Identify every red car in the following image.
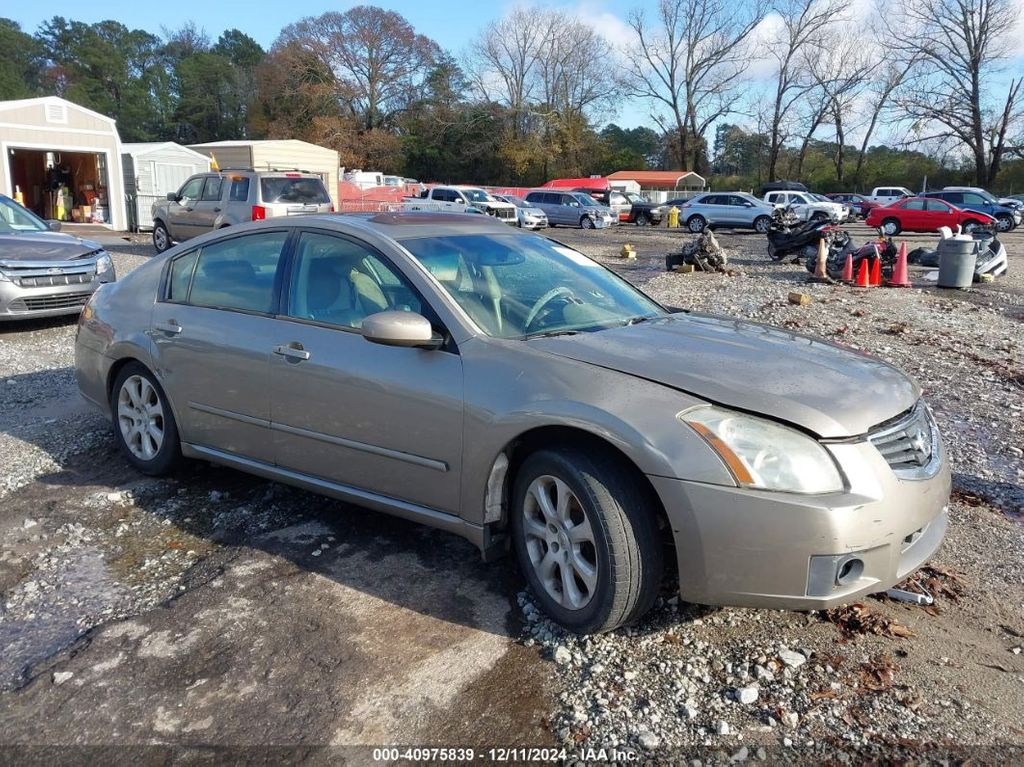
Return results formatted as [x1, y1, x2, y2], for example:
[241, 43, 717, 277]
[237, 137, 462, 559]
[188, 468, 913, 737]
[865, 197, 995, 235]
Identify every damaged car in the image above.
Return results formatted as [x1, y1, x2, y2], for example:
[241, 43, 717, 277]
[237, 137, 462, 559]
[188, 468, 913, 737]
[1, 193, 116, 321]
[76, 213, 950, 634]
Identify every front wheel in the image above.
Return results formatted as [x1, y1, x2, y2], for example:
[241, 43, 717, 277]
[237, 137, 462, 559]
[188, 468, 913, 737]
[962, 219, 981, 233]
[511, 447, 662, 634]
[635, 213, 651, 227]
[581, 216, 596, 229]
[994, 214, 1013, 232]
[152, 222, 172, 253]
[881, 218, 901, 236]
[687, 215, 706, 233]
[753, 215, 771, 234]
[111, 363, 181, 476]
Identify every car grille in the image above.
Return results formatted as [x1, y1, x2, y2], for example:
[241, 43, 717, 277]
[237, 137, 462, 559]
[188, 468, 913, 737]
[495, 208, 515, 220]
[868, 402, 936, 472]
[8, 292, 92, 312]
[16, 272, 93, 288]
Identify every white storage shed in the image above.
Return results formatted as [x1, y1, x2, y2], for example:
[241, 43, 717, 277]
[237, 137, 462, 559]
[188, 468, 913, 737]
[189, 139, 340, 208]
[0, 96, 127, 229]
[121, 142, 212, 231]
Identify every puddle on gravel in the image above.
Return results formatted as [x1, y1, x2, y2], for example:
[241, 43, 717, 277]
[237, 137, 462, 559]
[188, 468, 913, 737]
[0, 545, 131, 691]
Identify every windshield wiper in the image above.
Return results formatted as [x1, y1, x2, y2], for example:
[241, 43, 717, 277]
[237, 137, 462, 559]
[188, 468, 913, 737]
[524, 329, 583, 339]
[620, 315, 654, 326]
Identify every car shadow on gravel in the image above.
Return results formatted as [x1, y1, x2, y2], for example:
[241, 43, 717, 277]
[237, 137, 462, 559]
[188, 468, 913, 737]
[0, 315, 78, 337]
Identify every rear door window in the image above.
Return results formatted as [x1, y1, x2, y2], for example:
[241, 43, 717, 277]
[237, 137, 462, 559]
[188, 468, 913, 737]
[187, 231, 289, 314]
[201, 177, 224, 202]
[259, 177, 330, 204]
[903, 198, 927, 210]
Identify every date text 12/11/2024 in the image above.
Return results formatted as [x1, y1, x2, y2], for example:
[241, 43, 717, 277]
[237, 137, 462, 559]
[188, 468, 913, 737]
[371, 747, 641, 762]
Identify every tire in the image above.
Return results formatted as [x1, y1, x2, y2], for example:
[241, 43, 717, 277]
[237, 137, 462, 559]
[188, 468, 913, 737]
[810, 211, 829, 223]
[994, 214, 1012, 232]
[110, 363, 181, 476]
[962, 219, 981, 233]
[581, 216, 596, 230]
[753, 215, 771, 234]
[687, 215, 706, 233]
[511, 447, 662, 634]
[881, 218, 901, 236]
[152, 221, 172, 253]
[635, 213, 651, 227]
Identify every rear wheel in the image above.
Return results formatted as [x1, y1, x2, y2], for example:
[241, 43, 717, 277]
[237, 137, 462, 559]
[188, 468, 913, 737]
[511, 447, 662, 634]
[581, 216, 596, 229]
[152, 222, 172, 253]
[110, 363, 180, 476]
[881, 218, 901, 236]
[687, 215, 706, 233]
[753, 215, 771, 234]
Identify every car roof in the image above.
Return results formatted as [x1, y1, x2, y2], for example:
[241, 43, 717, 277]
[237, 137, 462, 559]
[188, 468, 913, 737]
[290, 211, 522, 240]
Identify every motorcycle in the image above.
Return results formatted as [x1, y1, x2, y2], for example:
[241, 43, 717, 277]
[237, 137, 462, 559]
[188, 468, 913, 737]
[766, 206, 848, 262]
[803, 236, 898, 279]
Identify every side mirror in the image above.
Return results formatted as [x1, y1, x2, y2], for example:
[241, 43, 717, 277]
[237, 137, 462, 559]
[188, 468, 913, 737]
[166, 192, 180, 202]
[362, 311, 442, 350]
[744, 201, 754, 207]
[47, 220, 63, 232]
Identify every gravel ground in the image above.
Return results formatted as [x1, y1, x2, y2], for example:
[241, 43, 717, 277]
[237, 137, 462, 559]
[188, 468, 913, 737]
[0, 223, 1021, 758]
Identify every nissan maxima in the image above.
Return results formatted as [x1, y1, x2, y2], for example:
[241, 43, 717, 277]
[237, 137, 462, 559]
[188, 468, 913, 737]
[75, 213, 949, 633]
[0, 193, 116, 321]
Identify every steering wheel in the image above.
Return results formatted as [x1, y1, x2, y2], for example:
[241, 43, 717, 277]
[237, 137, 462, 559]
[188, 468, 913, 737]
[524, 287, 576, 331]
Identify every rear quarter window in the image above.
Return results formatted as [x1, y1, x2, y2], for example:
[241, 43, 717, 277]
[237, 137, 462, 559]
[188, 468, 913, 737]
[229, 178, 251, 202]
[259, 177, 330, 205]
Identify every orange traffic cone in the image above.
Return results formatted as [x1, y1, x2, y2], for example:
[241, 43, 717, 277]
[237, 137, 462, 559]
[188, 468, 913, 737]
[886, 242, 912, 287]
[812, 238, 829, 280]
[854, 259, 871, 288]
[869, 255, 882, 286]
[840, 252, 854, 283]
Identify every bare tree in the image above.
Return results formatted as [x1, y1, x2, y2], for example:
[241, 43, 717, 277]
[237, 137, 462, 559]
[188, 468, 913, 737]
[891, 0, 1022, 185]
[801, 33, 873, 182]
[762, 0, 846, 180]
[851, 53, 915, 186]
[279, 6, 438, 130]
[624, 0, 768, 172]
[466, 7, 546, 138]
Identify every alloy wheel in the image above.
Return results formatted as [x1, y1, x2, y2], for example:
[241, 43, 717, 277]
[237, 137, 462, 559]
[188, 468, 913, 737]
[522, 475, 598, 610]
[117, 374, 165, 461]
[153, 225, 169, 252]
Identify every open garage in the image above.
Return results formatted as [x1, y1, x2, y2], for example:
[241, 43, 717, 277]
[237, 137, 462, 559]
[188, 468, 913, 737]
[0, 96, 127, 230]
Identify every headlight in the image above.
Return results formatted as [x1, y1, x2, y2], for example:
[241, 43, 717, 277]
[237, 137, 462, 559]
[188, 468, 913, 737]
[680, 406, 844, 494]
[96, 253, 113, 273]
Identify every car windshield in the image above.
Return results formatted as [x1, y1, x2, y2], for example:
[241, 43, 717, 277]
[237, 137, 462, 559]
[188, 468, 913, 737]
[505, 196, 534, 209]
[810, 193, 831, 202]
[402, 234, 665, 339]
[735, 193, 762, 205]
[0, 197, 48, 233]
[260, 177, 330, 204]
[570, 193, 599, 207]
[624, 192, 648, 204]
[463, 189, 495, 203]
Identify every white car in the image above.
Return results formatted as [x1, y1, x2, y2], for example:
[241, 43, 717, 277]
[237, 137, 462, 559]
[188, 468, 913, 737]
[403, 186, 518, 224]
[495, 195, 549, 229]
[762, 191, 845, 222]
[868, 186, 914, 205]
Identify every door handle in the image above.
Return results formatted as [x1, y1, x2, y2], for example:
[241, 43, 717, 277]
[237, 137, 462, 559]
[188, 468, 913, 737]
[154, 321, 182, 335]
[273, 343, 311, 361]
[213, 207, 221, 212]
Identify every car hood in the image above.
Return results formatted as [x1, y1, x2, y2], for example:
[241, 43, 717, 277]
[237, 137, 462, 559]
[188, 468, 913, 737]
[0, 231, 102, 265]
[529, 314, 919, 438]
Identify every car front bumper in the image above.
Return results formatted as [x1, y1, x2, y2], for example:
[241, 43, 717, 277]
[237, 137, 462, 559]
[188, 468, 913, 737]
[521, 217, 548, 230]
[650, 436, 951, 610]
[0, 270, 113, 321]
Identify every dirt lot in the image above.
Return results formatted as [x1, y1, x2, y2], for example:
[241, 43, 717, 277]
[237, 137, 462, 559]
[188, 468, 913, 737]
[0, 221, 1021, 760]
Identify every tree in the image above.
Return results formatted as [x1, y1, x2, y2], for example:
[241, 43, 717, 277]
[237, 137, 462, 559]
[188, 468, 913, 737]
[0, 19, 45, 99]
[891, 0, 1023, 185]
[761, 0, 846, 180]
[37, 17, 168, 140]
[624, 0, 767, 172]
[278, 6, 439, 131]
